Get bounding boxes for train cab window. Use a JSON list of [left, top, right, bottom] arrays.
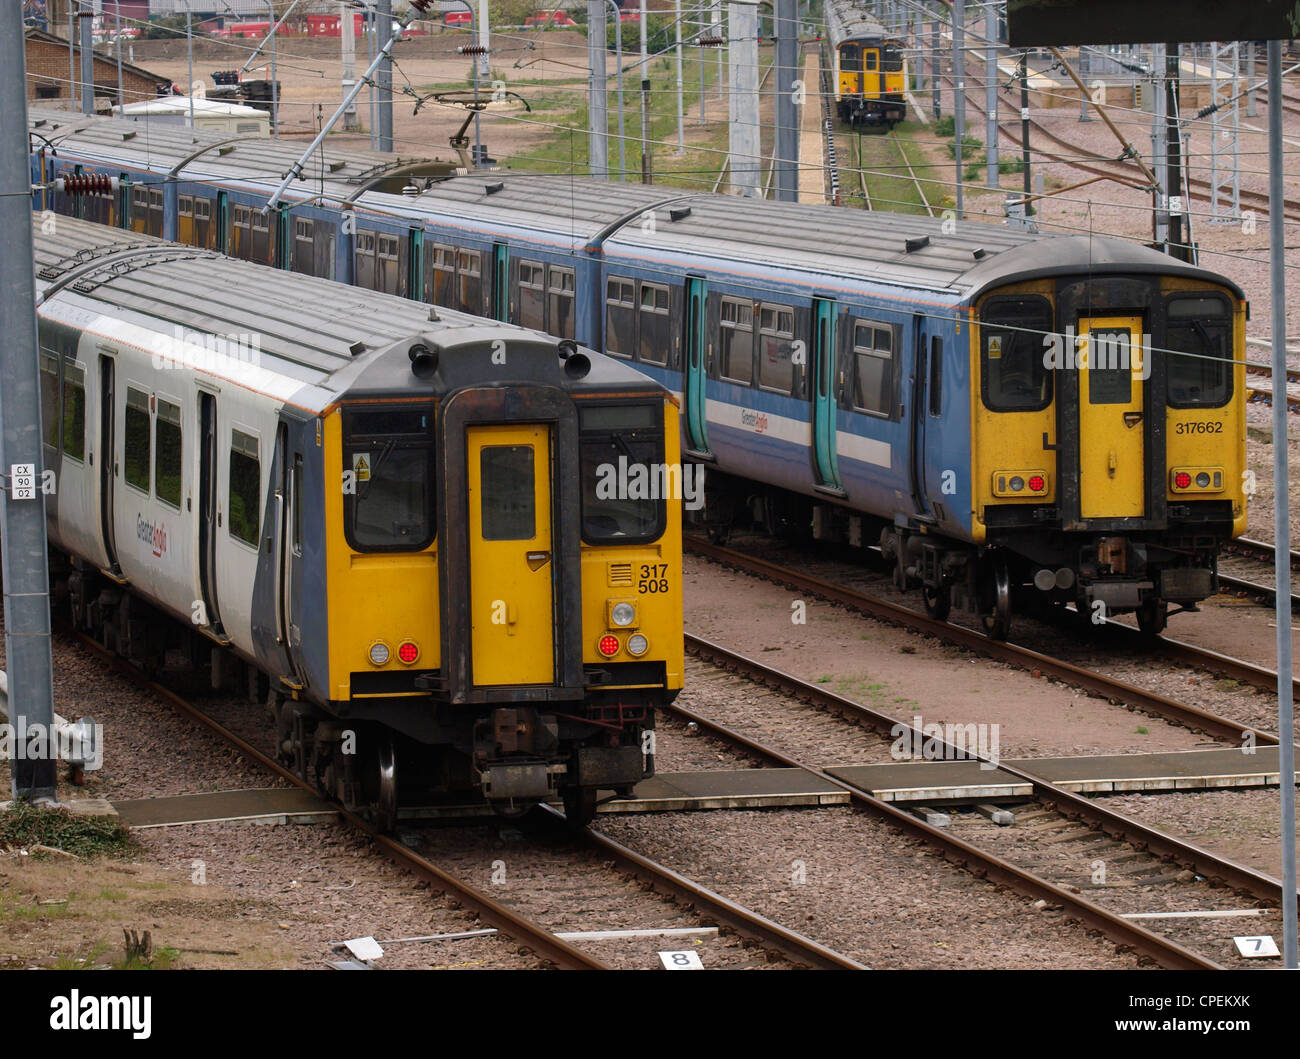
[[719, 297, 755, 385], [1166, 295, 1233, 408], [980, 296, 1053, 412], [758, 304, 796, 394], [605, 277, 636, 358], [430, 243, 456, 306], [517, 259, 546, 331], [882, 44, 904, 72], [578, 403, 667, 544], [124, 387, 151, 493], [457, 249, 483, 315], [548, 265, 576, 340], [841, 44, 861, 72], [343, 408, 435, 553], [480, 446, 537, 541], [852, 322, 894, 417], [62, 366, 85, 462], [155, 399, 182, 509], [638, 282, 671, 366], [228, 429, 261, 548]]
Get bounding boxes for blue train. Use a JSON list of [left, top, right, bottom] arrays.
[[30, 107, 1248, 638]]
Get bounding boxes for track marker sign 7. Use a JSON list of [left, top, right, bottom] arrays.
[[1233, 935, 1280, 958], [9, 464, 35, 500]]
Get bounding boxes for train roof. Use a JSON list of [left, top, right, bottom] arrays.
[[33, 214, 662, 409], [825, 0, 892, 46], [28, 106, 450, 201]]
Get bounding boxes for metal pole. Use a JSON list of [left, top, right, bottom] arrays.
[[1020, 50, 1031, 217], [270, 5, 278, 138], [931, 18, 939, 121], [773, 0, 797, 201], [607, 0, 626, 181], [698, 0, 706, 124], [674, 0, 685, 153], [1247, 41, 1257, 118], [984, 4, 997, 187], [639, 0, 650, 183], [476, 0, 488, 166], [368, 6, 377, 149], [588, 0, 608, 177], [1151, 42, 1168, 250], [727, 0, 759, 197], [0, 0, 58, 804], [377, 0, 392, 151], [1166, 42, 1186, 259], [79, 1, 93, 114], [1266, 38, 1298, 971], [953, 0, 964, 219], [115, 1, 124, 109], [68, 2, 75, 109], [182, 0, 193, 130], [342, 0, 358, 131]]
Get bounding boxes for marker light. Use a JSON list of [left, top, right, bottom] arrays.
[[610, 601, 636, 627], [627, 634, 649, 656], [598, 635, 620, 657], [1195, 472, 1211, 488], [398, 641, 420, 665], [369, 641, 390, 666], [1009, 476, 1025, 492], [1028, 475, 1045, 492], [1174, 472, 1192, 489]]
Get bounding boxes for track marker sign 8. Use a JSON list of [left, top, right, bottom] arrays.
[[9, 463, 35, 500], [1233, 935, 1280, 958], [658, 950, 704, 970]]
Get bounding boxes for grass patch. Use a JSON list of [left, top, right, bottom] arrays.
[[1134, 726, 1149, 735], [0, 802, 135, 860]]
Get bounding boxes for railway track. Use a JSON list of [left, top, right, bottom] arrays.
[[67, 624, 860, 970], [677, 635, 1297, 969], [685, 535, 1294, 747]]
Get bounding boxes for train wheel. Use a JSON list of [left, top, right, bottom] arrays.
[[1136, 598, 1168, 638], [562, 787, 597, 827], [978, 556, 1012, 640], [373, 734, 400, 834], [922, 583, 952, 622]]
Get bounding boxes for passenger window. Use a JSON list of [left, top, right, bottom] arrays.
[[457, 249, 482, 315], [155, 399, 182, 509], [124, 387, 151, 492], [720, 297, 754, 385], [430, 243, 456, 307], [480, 445, 536, 541], [293, 217, 315, 274], [929, 336, 942, 416], [516, 259, 545, 331], [39, 353, 59, 449], [605, 277, 636, 358], [980, 296, 1053, 412], [228, 429, 261, 547], [1166, 295, 1232, 408], [758, 305, 796, 394], [852, 323, 894, 417], [548, 265, 576, 340], [638, 282, 671, 366], [62, 367, 85, 462]]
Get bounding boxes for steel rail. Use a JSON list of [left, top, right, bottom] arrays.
[[681, 635, 1234, 969], [67, 628, 607, 970]]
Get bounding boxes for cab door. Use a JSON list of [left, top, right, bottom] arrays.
[[467, 423, 555, 686], [1077, 315, 1146, 518]]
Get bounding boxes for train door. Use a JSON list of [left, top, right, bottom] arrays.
[[97, 354, 122, 576], [811, 298, 842, 491], [466, 423, 555, 686], [492, 243, 509, 322], [197, 391, 224, 635], [863, 45, 881, 96], [273, 422, 303, 682], [406, 227, 424, 299], [1077, 316, 1146, 519], [217, 191, 229, 252], [683, 276, 710, 456]]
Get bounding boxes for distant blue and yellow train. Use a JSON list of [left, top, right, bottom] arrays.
[[30, 108, 1247, 639], [826, 0, 909, 128]]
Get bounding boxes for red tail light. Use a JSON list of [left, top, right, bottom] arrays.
[[598, 635, 620, 657]]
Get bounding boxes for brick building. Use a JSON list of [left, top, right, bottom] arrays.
[[25, 27, 171, 108]]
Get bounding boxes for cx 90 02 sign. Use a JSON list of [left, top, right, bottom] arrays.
[[1007, 0, 1300, 46]]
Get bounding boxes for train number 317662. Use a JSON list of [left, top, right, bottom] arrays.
[[1174, 421, 1223, 435]]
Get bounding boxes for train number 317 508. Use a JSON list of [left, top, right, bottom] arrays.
[[638, 563, 670, 593]]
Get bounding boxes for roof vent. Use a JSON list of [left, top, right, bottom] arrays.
[[328, 160, 346, 172], [972, 248, 988, 260], [121, 131, 136, 141], [485, 181, 505, 195], [428, 306, 440, 322], [348, 341, 366, 358], [670, 206, 692, 222], [904, 236, 930, 253], [217, 145, 235, 156]]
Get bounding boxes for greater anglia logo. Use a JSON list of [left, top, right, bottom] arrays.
[[136, 514, 167, 558]]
